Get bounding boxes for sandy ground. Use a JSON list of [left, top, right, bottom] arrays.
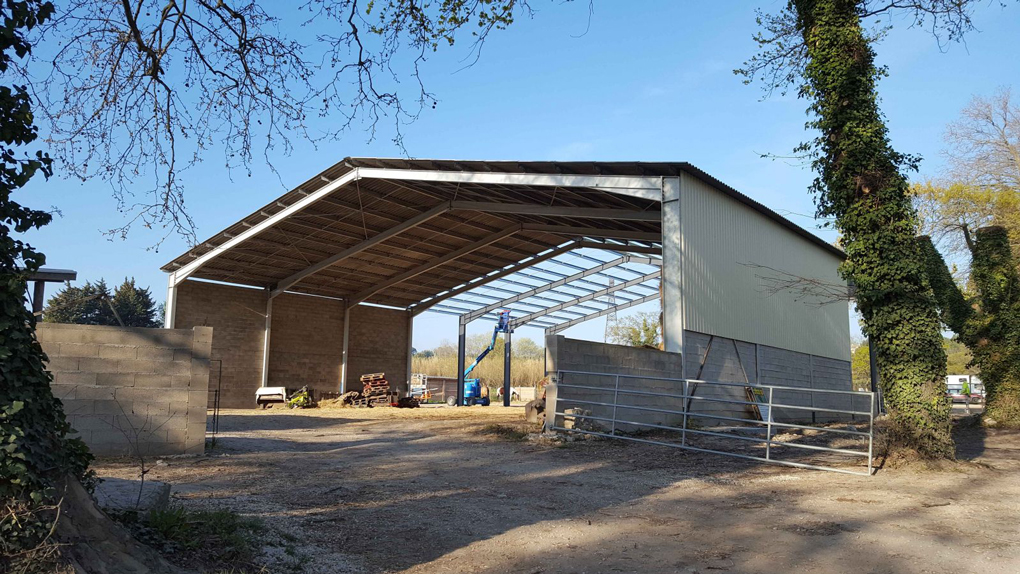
[[93, 406, 1020, 574]]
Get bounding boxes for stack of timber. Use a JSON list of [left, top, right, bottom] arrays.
[[356, 373, 394, 407]]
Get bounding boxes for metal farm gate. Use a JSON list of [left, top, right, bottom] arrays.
[[549, 370, 875, 476]]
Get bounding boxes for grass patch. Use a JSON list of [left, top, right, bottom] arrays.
[[479, 423, 529, 441], [114, 506, 265, 573]]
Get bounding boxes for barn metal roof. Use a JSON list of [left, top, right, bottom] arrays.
[[163, 158, 840, 315]]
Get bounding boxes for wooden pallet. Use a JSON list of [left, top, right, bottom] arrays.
[[360, 372, 386, 382]]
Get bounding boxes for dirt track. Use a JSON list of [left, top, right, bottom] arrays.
[[93, 406, 1020, 573]]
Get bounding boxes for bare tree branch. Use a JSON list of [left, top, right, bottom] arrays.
[[741, 262, 854, 306], [17, 0, 546, 246]]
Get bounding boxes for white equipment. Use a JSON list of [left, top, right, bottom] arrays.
[[255, 386, 287, 408]]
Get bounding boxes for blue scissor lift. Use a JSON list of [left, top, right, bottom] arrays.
[[455, 309, 512, 406]]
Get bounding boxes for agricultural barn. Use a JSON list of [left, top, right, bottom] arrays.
[[162, 159, 851, 410]]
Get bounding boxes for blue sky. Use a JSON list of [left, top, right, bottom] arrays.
[[21, 1, 1020, 350]]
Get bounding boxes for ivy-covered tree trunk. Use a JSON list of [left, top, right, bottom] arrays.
[[923, 228, 1020, 426], [968, 227, 1020, 424], [793, 0, 954, 458], [917, 236, 971, 334]]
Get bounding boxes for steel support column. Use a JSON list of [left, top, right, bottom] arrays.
[[406, 310, 414, 394], [164, 272, 178, 328], [260, 292, 273, 388], [503, 328, 512, 407], [456, 320, 467, 407], [340, 302, 351, 393], [661, 176, 684, 364], [32, 281, 45, 314]]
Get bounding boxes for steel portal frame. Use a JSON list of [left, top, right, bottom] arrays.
[[164, 167, 682, 401], [453, 252, 663, 407]]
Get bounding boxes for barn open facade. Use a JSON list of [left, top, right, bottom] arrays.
[[162, 158, 852, 413]]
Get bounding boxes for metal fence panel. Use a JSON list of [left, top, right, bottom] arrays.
[[551, 370, 874, 476]]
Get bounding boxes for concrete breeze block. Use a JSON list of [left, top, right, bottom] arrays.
[[46, 356, 80, 372], [98, 345, 139, 360], [134, 374, 173, 388], [137, 347, 176, 362], [96, 373, 136, 387]]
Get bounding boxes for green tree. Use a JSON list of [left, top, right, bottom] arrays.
[[607, 312, 661, 348], [512, 337, 544, 360], [850, 341, 871, 390], [735, 0, 991, 458], [43, 278, 160, 327], [43, 279, 112, 325], [943, 338, 976, 375], [0, 0, 94, 561], [464, 333, 541, 361], [110, 279, 160, 328]]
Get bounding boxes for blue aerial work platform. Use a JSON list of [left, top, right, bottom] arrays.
[[453, 309, 511, 406]]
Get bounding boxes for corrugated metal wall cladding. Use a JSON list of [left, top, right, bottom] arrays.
[[680, 176, 850, 361]]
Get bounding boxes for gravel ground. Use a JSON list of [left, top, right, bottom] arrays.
[[93, 406, 1020, 573]]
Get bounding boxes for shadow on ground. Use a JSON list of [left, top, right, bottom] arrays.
[[97, 409, 1020, 573]]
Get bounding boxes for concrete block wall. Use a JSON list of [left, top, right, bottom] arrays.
[[345, 304, 411, 394], [267, 291, 345, 397], [546, 331, 859, 431], [546, 335, 686, 433], [174, 280, 410, 408], [683, 332, 759, 424], [684, 330, 858, 423], [39, 323, 211, 456], [174, 280, 265, 409]]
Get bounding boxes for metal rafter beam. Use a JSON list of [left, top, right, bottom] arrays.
[[521, 224, 660, 242], [510, 270, 662, 328], [410, 241, 579, 315], [449, 201, 660, 222], [360, 168, 664, 200], [466, 256, 642, 322], [348, 225, 522, 305], [271, 202, 452, 298], [449, 284, 611, 320], [576, 240, 662, 255], [429, 305, 558, 328], [466, 283, 605, 316], [544, 292, 661, 335]]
